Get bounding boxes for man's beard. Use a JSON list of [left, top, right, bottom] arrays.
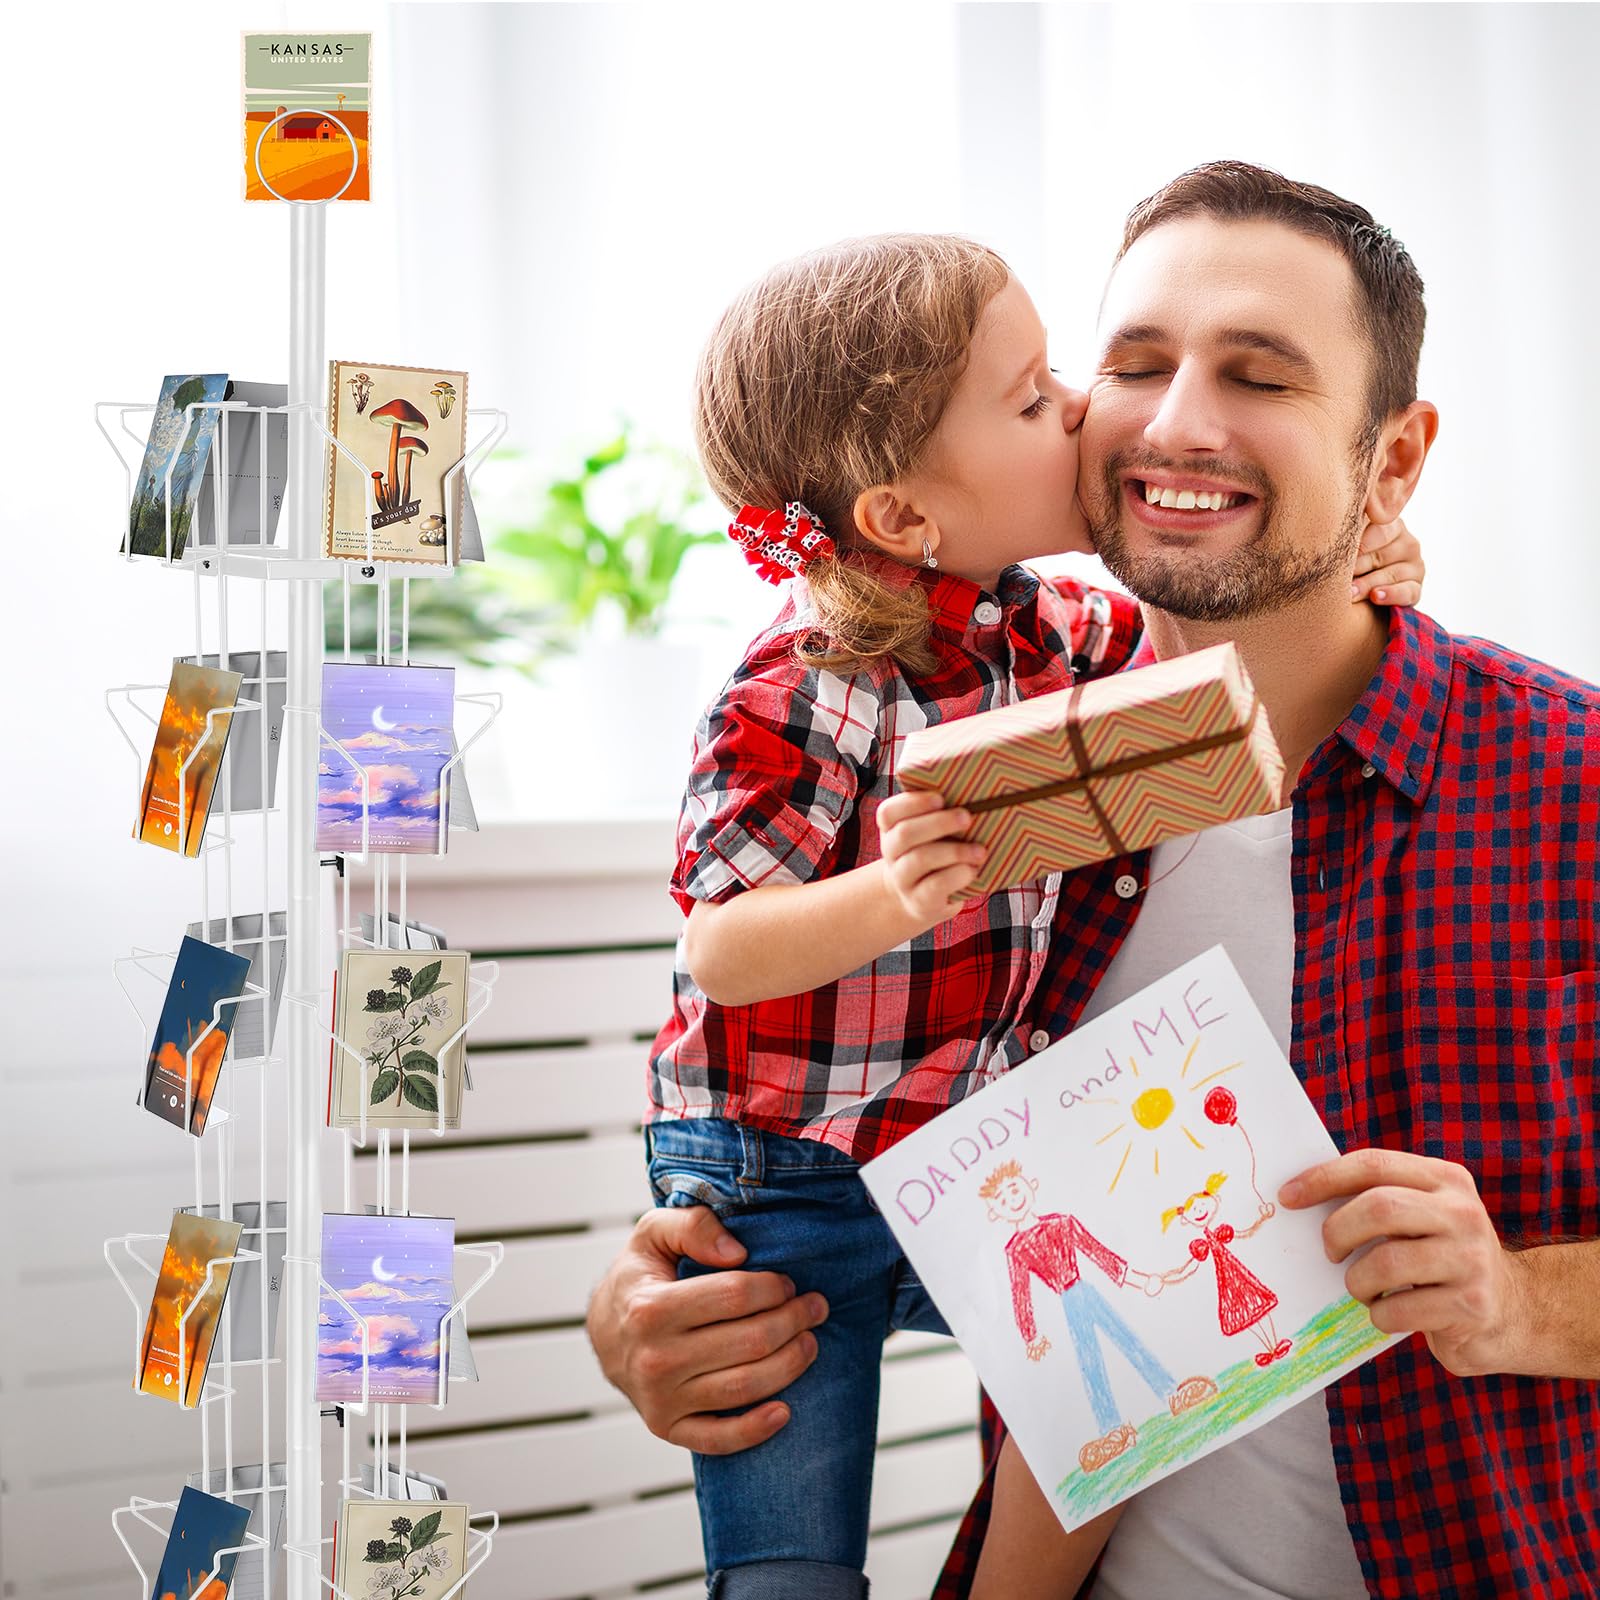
[[1088, 451, 1366, 623]]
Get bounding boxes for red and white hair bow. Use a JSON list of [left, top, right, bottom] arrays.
[[728, 501, 835, 585]]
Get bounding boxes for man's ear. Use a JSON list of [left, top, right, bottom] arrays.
[[1363, 400, 1439, 528], [986, 1205, 999, 1224], [853, 484, 935, 565], [1028, 1176, 1039, 1195]]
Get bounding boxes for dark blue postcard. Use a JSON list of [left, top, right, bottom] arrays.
[[142, 936, 253, 1136], [150, 1484, 252, 1600], [315, 663, 455, 855]]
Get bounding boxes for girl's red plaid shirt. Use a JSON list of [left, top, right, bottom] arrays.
[[648, 550, 1142, 1160]]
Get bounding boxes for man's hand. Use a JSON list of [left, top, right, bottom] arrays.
[[1026, 1335, 1052, 1362], [1124, 1266, 1161, 1298], [1279, 1147, 1528, 1377], [877, 790, 988, 925], [585, 1206, 829, 1453]]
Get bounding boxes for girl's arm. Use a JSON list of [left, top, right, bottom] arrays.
[[1233, 1201, 1277, 1242], [685, 789, 985, 1006], [1352, 514, 1424, 607], [971, 1432, 1124, 1599]]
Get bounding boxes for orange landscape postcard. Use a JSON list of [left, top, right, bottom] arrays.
[[137, 663, 244, 856], [139, 1211, 245, 1406], [242, 33, 371, 202]]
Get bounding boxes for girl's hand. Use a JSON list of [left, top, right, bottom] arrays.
[[877, 789, 988, 925], [1352, 515, 1424, 608]]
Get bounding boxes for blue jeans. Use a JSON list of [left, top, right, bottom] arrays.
[[645, 1118, 951, 1599], [1059, 1273, 1176, 1434]]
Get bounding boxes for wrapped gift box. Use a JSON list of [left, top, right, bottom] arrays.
[[898, 642, 1284, 896]]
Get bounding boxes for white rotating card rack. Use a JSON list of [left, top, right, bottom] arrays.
[[98, 191, 505, 1600]]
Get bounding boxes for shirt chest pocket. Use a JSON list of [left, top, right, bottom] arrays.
[[1402, 968, 1600, 1235]]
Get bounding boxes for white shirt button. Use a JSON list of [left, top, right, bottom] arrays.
[[1114, 873, 1139, 899], [973, 601, 1001, 626], [1029, 1029, 1051, 1052], [1361, 762, 1376, 778]]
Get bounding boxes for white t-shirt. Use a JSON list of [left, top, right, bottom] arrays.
[[1076, 809, 1370, 1600]]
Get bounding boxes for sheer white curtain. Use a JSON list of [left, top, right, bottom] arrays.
[[389, 1, 1600, 689]]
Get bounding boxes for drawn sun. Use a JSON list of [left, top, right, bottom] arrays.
[[1094, 1036, 1244, 1193]]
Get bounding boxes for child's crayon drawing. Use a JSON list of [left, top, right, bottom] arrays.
[[861, 945, 1400, 1530]]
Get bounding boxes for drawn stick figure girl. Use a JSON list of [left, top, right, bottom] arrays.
[[1160, 1172, 1292, 1367]]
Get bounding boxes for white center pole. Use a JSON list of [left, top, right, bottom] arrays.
[[284, 199, 327, 1600]]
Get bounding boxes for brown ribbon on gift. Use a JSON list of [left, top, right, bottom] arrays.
[[960, 685, 1264, 858]]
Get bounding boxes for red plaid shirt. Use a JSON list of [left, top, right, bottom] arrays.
[[648, 554, 1143, 1158], [936, 604, 1600, 1598]]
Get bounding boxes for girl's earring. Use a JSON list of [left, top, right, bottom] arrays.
[[922, 539, 939, 570]]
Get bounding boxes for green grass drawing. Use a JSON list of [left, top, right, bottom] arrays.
[[1055, 1295, 1390, 1519]]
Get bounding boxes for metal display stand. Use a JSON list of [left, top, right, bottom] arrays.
[[98, 188, 506, 1599]]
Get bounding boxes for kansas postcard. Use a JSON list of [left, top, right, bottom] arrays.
[[242, 32, 371, 202]]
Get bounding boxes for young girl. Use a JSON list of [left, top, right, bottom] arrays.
[[1161, 1172, 1287, 1366], [645, 233, 1423, 1599]]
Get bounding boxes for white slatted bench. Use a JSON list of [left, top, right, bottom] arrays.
[[377, 819, 982, 1599]]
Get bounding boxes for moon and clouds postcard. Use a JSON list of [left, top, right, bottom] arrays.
[[315, 663, 455, 855], [316, 1212, 456, 1406]]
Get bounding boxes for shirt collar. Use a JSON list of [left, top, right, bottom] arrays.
[[1331, 604, 1450, 803], [1123, 604, 1451, 804], [806, 546, 1040, 633]]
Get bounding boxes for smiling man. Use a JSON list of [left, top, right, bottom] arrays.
[[584, 163, 1600, 1598]]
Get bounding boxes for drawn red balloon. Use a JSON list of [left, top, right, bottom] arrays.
[[1204, 1086, 1238, 1126]]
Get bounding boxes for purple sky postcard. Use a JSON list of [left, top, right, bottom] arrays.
[[315, 663, 454, 855], [861, 945, 1400, 1533], [316, 1212, 455, 1405]]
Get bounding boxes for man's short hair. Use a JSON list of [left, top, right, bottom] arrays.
[[1116, 160, 1426, 447], [978, 1159, 1023, 1202]]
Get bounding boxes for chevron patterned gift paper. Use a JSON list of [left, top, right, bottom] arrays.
[[898, 642, 1284, 897]]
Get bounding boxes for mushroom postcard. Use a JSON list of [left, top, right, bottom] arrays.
[[324, 361, 468, 564]]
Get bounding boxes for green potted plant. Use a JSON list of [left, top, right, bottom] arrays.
[[324, 426, 722, 670]]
